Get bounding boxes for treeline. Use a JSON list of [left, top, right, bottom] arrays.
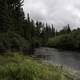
[[0, 0, 55, 53], [47, 26, 80, 51]]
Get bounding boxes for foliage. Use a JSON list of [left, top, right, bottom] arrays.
[[0, 32, 30, 53], [0, 53, 77, 80], [0, 0, 80, 53], [47, 29, 80, 50], [0, 0, 56, 53]]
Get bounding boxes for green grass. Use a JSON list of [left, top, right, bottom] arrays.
[[0, 52, 79, 80]]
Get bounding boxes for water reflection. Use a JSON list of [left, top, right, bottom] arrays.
[[34, 47, 80, 70]]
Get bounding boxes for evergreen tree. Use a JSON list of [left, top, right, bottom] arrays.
[[0, 0, 11, 32], [51, 24, 55, 37], [60, 24, 71, 35], [67, 24, 71, 33], [8, 0, 25, 33]]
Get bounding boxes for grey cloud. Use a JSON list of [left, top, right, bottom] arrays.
[[23, 0, 80, 30]]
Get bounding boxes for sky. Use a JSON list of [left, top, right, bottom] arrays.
[[23, 0, 80, 30]]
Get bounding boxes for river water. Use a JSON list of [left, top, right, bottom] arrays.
[[34, 47, 80, 70]]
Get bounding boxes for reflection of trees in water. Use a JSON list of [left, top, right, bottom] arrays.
[[36, 55, 52, 60], [34, 47, 80, 70]]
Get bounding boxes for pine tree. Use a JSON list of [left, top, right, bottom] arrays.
[[36, 21, 43, 36], [51, 24, 55, 37], [67, 24, 71, 33], [0, 0, 11, 32], [7, 0, 25, 33]]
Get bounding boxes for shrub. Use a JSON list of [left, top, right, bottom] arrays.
[[0, 32, 30, 53], [47, 31, 80, 50]]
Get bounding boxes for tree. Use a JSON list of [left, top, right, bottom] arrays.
[[0, 0, 11, 32], [59, 24, 71, 35], [35, 21, 43, 37], [51, 24, 55, 37], [67, 24, 71, 33], [7, 0, 25, 33]]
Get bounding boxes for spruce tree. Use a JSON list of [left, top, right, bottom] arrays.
[[0, 0, 11, 32], [7, 0, 25, 33]]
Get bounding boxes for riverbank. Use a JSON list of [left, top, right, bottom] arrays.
[[0, 52, 79, 80]]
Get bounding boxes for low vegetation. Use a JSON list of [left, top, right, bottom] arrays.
[[0, 53, 79, 80]]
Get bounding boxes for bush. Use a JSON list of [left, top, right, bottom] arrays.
[[0, 32, 30, 53]]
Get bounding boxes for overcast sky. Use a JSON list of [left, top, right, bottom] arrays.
[[23, 0, 80, 30]]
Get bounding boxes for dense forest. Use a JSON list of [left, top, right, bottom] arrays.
[[0, 0, 56, 54], [0, 0, 80, 54]]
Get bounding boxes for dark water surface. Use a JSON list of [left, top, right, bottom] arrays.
[[34, 47, 80, 70]]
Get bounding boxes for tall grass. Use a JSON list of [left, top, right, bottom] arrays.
[[0, 53, 78, 80]]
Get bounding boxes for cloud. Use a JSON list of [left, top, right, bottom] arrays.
[[23, 0, 80, 30]]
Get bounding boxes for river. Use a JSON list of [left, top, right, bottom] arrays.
[[34, 47, 80, 70]]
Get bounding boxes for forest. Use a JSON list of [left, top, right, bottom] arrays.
[[0, 0, 55, 54], [0, 0, 80, 54]]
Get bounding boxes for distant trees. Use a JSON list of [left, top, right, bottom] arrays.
[[47, 27, 80, 51], [51, 24, 55, 37], [59, 24, 71, 35]]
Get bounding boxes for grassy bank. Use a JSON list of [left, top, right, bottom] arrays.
[[0, 52, 79, 80]]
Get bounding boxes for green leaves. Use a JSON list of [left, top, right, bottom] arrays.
[[47, 30, 80, 50], [0, 32, 30, 53]]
